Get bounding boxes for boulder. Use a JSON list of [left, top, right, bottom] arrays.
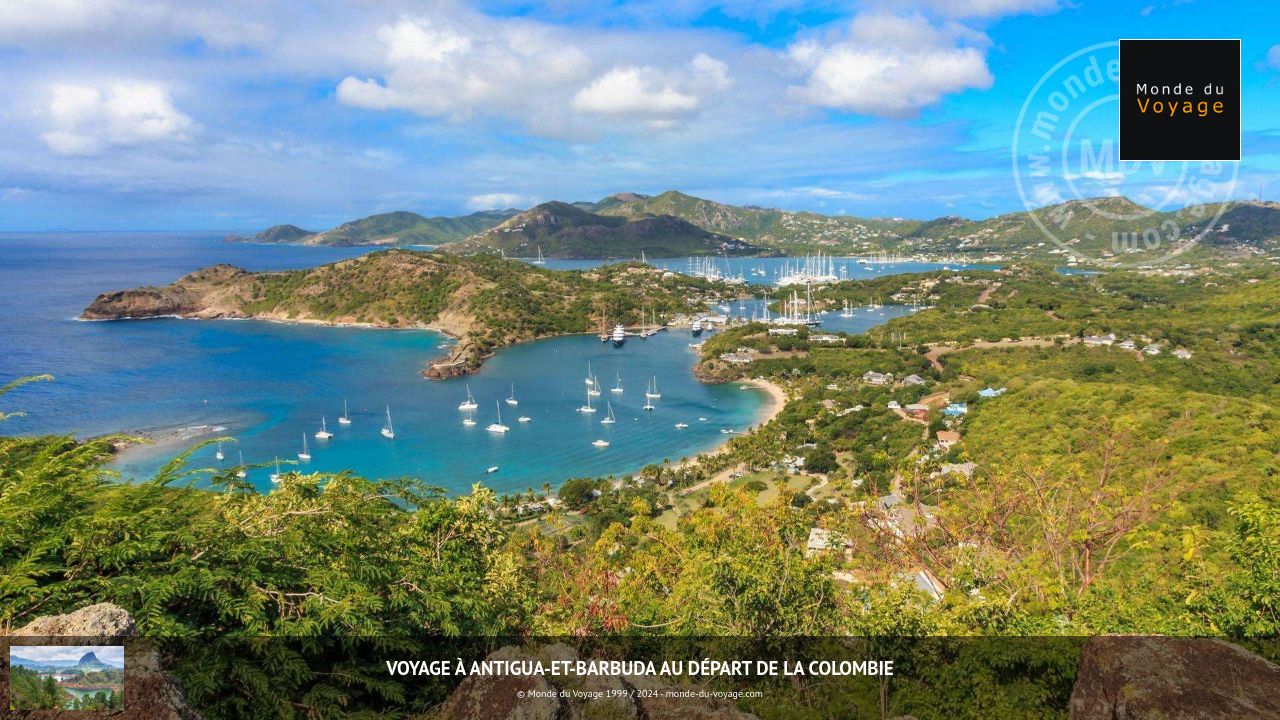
[[1069, 636, 1280, 720], [12, 603, 135, 638]]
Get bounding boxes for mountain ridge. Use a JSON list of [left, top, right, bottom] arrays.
[[231, 193, 1280, 262], [441, 201, 763, 258]]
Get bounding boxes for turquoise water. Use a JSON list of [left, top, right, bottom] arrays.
[[0, 233, 918, 495]]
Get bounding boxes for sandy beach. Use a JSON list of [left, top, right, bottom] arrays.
[[672, 377, 787, 473]]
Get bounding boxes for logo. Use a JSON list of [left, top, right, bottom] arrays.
[[1012, 41, 1238, 267]]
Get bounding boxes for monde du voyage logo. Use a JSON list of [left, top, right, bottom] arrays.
[[1120, 39, 1241, 162]]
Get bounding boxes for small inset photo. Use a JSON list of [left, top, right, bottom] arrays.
[[9, 646, 124, 710]]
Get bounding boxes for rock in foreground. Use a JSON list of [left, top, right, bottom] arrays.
[[1069, 636, 1280, 720]]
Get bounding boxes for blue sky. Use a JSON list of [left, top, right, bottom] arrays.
[[0, 0, 1276, 231]]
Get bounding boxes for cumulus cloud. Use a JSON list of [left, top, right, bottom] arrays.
[[786, 13, 993, 118], [466, 192, 529, 210], [40, 82, 196, 156], [337, 13, 733, 135], [571, 54, 730, 126], [337, 15, 592, 121]]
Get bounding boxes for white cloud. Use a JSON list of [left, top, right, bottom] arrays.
[[1267, 45, 1280, 71], [337, 15, 592, 121], [786, 13, 993, 118], [337, 13, 734, 135], [41, 82, 196, 156], [467, 192, 529, 210], [571, 54, 730, 125]]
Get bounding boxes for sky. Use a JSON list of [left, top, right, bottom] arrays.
[[0, 0, 1277, 231]]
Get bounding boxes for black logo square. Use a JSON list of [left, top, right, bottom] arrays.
[[1119, 39, 1240, 161]]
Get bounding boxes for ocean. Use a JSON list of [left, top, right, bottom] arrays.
[[0, 233, 916, 495]]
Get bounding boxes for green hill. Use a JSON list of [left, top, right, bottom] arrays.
[[588, 190, 917, 251], [81, 249, 728, 377], [237, 209, 517, 247], [248, 224, 315, 243], [443, 201, 762, 258]]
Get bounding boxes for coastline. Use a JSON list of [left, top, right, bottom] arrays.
[[673, 376, 786, 473]]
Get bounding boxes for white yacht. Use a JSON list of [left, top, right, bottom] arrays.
[[338, 399, 352, 425], [601, 402, 616, 424], [592, 439, 610, 447], [645, 376, 661, 399], [674, 422, 688, 429], [458, 385, 478, 411], [487, 401, 509, 433], [577, 387, 596, 413], [215, 440, 224, 461], [381, 406, 395, 439], [612, 324, 626, 347], [691, 318, 703, 336], [462, 409, 476, 426], [506, 383, 519, 406], [518, 416, 531, 423], [298, 433, 311, 461], [315, 417, 333, 440]]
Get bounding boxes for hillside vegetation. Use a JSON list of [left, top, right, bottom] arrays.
[[442, 200, 762, 258], [236, 209, 516, 246], [81, 250, 726, 377]]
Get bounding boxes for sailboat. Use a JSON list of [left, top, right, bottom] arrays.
[[506, 383, 519, 406], [643, 379, 655, 411], [592, 439, 610, 447], [215, 440, 224, 461], [646, 376, 661, 399], [612, 372, 623, 393], [518, 415, 531, 422], [462, 409, 476, 426], [338, 399, 352, 425], [674, 422, 688, 429], [840, 299, 854, 318], [487, 401, 510, 433], [298, 433, 311, 461], [601, 402, 616, 424], [585, 362, 595, 385], [533, 246, 546, 265], [588, 374, 601, 397], [458, 385, 478, 411], [269, 457, 282, 484], [235, 451, 247, 479], [577, 387, 596, 413], [315, 417, 333, 440], [381, 406, 395, 439], [640, 250, 648, 265]]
